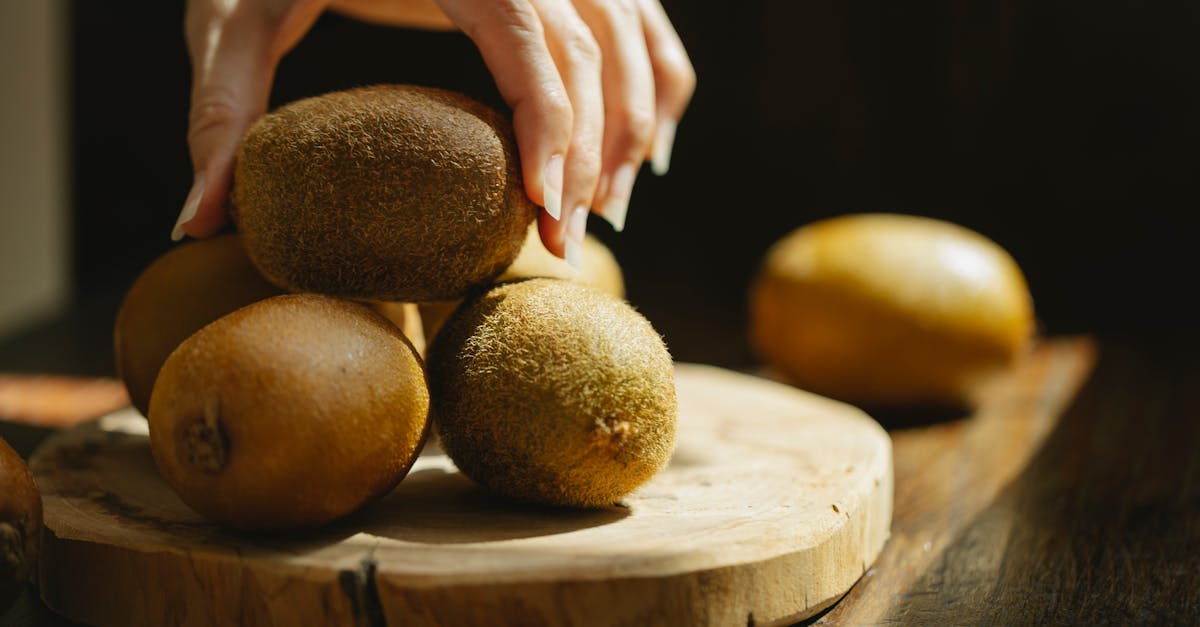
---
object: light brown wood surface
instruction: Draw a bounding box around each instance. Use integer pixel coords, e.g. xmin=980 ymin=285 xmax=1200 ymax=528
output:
xmin=29 ymin=364 xmax=893 ymax=627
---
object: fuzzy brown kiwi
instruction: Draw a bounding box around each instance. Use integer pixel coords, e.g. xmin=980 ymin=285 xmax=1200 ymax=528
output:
xmin=114 ymin=234 xmax=285 ymax=416
xmin=1 ymin=438 xmax=41 ymax=611
xmin=148 ymin=294 xmax=430 ymax=531
xmin=417 ymin=224 xmax=625 ymax=344
xmin=427 ymin=278 xmax=676 ymax=508
xmin=232 ymin=85 xmax=537 ymax=302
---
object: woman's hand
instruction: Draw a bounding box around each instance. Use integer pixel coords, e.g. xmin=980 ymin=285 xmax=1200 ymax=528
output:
xmin=175 ymin=0 xmax=695 ymax=268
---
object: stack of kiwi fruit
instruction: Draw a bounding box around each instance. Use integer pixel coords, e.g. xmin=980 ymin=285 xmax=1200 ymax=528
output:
xmin=114 ymin=85 xmax=1031 ymax=536
xmin=114 ymin=85 xmax=676 ymax=532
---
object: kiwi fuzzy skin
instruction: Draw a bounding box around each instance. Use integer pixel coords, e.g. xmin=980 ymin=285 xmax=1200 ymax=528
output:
xmin=147 ymin=294 xmax=430 ymax=532
xmin=428 ymin=279 xmax=677 ymax=508
xmin=232 ymin=84 xmax=536 ymax=302
xmin=114 ymin=234 xmax=284 ymax=416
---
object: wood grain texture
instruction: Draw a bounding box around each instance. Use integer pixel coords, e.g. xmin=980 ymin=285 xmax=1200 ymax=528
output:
xmin=29 ymin=364 xmax=893 ymax=627
xmin=813 ymin=337 xmax=1094 ymax=624
xmin=813 ymin=337 xmax=1200 ymax=625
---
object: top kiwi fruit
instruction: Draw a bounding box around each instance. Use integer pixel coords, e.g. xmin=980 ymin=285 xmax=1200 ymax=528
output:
xmin=114 ymin=234 xmax=284 ymax=416
xmin=148 ymin=294 xmax=430 ymax=531
xmin=1 ymin=438 xmax=42 ymax=611
xmin=750 ymin=213 xmax=1035 ymax=408
xmin=232 ymin=85 xmax=537 ymax=302
xmin=427 ymin=278 xmax=676 ymax=508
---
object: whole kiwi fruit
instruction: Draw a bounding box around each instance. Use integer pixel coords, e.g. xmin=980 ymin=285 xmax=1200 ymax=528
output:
xmin=1 ymin=438 xmax=41 ymax=611
xmin=115 ymin=234 xmax=284 ymax=416
xmin=148 ymin=294 xmax=429 ymax=531
xmin=750 ymin=213 xmax=1035 ymax=408
xmin=428 ymin=279 xmax=676 ymax=508
xmin=232 ymin=84 xmax=537 ymax=302
xmin=418 ymin=224 xmax=625 ymax=344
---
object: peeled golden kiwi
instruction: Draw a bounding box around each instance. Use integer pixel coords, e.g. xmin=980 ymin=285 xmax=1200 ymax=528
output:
xmin=750 ymin=213 xmax=1035 ymax=408
xmin=428 ymin=278 xmax=676 ymax=508
xmin=1 ymin=438 xmax=41 ymax=611
xmin=114 ymin=234 xmax=284 ymax=416
xmin=232 ymin=85 xmax=537 ymax=302
xmin=418 ymin=224 xmax=625 ymax=343
xmin=148 ymin=294 xmax=429 ymax=531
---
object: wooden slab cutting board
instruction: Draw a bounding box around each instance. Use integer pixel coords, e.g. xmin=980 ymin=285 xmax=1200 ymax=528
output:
xmin=29 ymin=363 xmax=893 ymax=627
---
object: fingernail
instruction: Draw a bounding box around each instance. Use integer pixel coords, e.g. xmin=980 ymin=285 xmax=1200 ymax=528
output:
xmin=564 ymin=243 xmax=583 ymax=273
xmin=569 ymin=205 xmax=589 ymax=241
xmin=564 ymin=206 xmax=588 ymax=272
xmin=171 ymin=174 xmax=205 ymax=242
xmin=651 ymin=119 xmax=677 ymax=176
xmin=600 ymin=163 xmax=636 ymax=232
xmin=567 ymin=205 xmax=589 ymax=242
xmin=543 ymin=154 xmax=564 ymax=221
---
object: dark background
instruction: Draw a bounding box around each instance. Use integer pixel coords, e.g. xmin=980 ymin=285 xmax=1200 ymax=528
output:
xmin=4 ymin=0 xmax=1198 ymax=374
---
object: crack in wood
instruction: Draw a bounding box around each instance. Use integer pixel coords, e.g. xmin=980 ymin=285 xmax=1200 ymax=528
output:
xmin=339 ymin=554 xmax=387 ymax=627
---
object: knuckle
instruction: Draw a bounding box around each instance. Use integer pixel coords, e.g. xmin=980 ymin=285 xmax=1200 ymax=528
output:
xmin=659 ymin=52 xmax=697 ymax=100
xmin=605 ymin=0 xmax=639 ymax=23
xmin=188 ymin=91 xmax=242 ymax=140
xmin=541 ymin=92 xmax=575 ymax=129
xmin=675 ymin=61 xmax=698 ymax=97
xmin=562 ymin=28 xmax=601 ymax=67
xmin=512 ymin=85 xmax=573 ymax=134
xmin=464 ymin=0 xmax=542 ymax=45
xmin=570 ymin=137 xmax=602 ymax=173
xmin=617 ymin=105 xmax=656 ymax=148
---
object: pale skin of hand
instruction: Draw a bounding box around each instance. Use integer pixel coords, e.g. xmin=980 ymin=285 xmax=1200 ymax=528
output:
xmin=174 ymin=0 xmax=695 ymax=266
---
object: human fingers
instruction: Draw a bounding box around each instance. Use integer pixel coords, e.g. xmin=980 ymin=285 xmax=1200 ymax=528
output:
xmin=637 ymin=0 xmax=695 ymax=176
xmin=572 ymin=0 xmax=656 ymax=233
xmin=526 ymin=0 xmax=604 ymax=266
xmin=175 ymin=0 xmax=326 ymax=241
xmin=433 ymin=0 xmax=574 ymax=235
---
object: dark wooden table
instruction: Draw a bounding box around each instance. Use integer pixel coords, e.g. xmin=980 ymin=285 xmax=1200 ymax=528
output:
xmin=815 ymin=338 xmax=1199 ymax=625
xmin=3 ymin=338 xmax=1198 ymax=626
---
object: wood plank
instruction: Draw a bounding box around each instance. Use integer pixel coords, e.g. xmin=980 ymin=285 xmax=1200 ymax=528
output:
xmin=814 ymin=337 xmax=1200 ymax=624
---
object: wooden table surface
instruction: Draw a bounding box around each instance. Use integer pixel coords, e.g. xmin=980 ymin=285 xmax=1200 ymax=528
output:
xmin=2 ymin=337 xmax=1198 ymax=626
xmin=815 ymin=338 xmax=1199 ymax=625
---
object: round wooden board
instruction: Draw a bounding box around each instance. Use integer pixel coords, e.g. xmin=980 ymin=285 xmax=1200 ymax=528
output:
xmin=30 ymin=364 xmax=892 ymax=627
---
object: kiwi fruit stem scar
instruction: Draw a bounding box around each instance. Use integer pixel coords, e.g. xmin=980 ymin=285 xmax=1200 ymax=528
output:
xmin=591 ymin=416 xmax=633 ymax=454
xmin=185 ymin=396 xmax=227 ymax=474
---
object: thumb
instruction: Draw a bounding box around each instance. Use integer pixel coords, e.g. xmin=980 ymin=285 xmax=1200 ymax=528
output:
xmin=174 ymin=4 xmax=293 ymax=240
